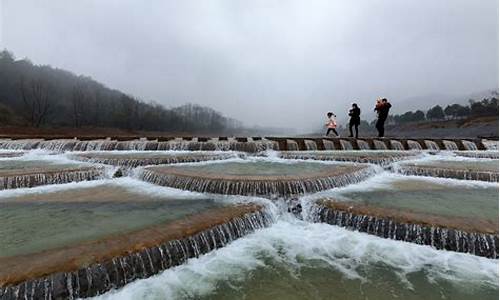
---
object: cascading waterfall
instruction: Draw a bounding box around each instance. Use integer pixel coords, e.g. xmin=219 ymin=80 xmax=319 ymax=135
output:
xmin=0 ymin=139 xmax=279 ymax=153
xmin=407 ymin=140 xmax=422 ymax=150
xmin=442 ymin=140 xmax=459 ymax=151
xmin=279 ymin=152 xmax=417 ymax=166
xmin=304 ymin=140 xmax=317 ymax=151
xmin=461 ymin=140 xmax=478 ymax=151
xmin=394 ymin=165 xmax=499 ymax=182
xmin=2 ymin=138 xmax=496 ymax=153
xmin=482 ymin=139 xmax=498 ymax=150
xmin=232 ymin=141 xmax=259 ymax=153
xmin=309 ymin=203 xmax=498 ymax=259
xmin=0 ymin=167 xmax=106 ymax=190
xmin=158 ymin=139 xmax=189 ymax=151
xmin=322 ymin=140 xmax=335 ymax=150
xmin=455 ymin=151 xmax=499 ymax=159
xmin=255 ymin=139 xmax=280 ymax=152
xmin=0 ymin=152 xmax=24 ymax=158
xmin=339 ymin=140 xmax=353 ymax=150
xmin=372 ymin=140 xmax=387 ymax=150
xmin=0 ymin=139 xmax=43 ymax=150
xmin=72 ymin=153 xmax=236 ymax=168
xmin=157 ymin=139 xmax=278 ymax=153
xmin=0 ymin=139 xmax=134 ymax=152
xmin=116 ymin=140 xmax=157 ymax=151
xmin=286 ymin=140 xmax=299 ymax=151
xmin=1 ymin=139 xmax=499 ymax=300
xmin=138 ymin=166 xmax=378 ymax=198
xmin=356 ymin=140 xmax=370 ymax=150
xmin=0 ymin=210 xmax=273 ymax=300
xmin=390 ymin=140 xmax=404 ymax=150
xmin=36 ymin=139 xmax=76 ymax=152
xmin=209 ymin=139 xmax=229 ymax=151
xmin=75 ymin=140 xmax=119 ymax=151
xmin=424 ymin=140 xmax=439 ymax=151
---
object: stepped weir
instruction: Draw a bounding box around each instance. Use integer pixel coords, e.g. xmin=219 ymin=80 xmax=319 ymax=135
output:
xmin=394 ymin=160 xmax=499 ymax=182
xmin=454 ymin=151 xmax=499 ymax=159
xmin=279 ymin=150 xmax=420 ymax=166
xmin=0 ymin=205 xmax=272 ymax=299
xmin=0 ymin=160 xmax=105 ymax=190
xmin=311 ymin=200 xmax=498 ymax=259
xmin=72 ymin=152 xmax=239 ymax=168
xmin=0 ymin=137 xmax=493 ymax=152
xmin=0 ymin=152 xmax=24 ymax=158
xmin=0 ymin=135 xmax=497 ymax=299
xmin=139 ymin=161 xmax=377 ymax=198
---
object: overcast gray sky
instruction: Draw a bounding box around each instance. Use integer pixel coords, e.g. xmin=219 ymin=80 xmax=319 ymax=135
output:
xmin=1 ymin=0 xmax=498 ymax=131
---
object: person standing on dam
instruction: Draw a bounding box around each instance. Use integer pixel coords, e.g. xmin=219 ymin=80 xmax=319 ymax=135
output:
xmin=325 ymin=112 xmax=339 ymax=136
xmin=348 ymin=103 xmax=361 ymax=138
xmin=374 ymin=98 xmax=392 ymax=137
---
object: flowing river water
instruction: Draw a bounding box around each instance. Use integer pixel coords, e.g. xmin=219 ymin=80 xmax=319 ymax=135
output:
xmin=0 ymin=148 xmax=497 ymax=299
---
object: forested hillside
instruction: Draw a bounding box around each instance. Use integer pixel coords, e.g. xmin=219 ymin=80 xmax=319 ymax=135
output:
xmin=0 ymin=50 xmax=241 ymax=133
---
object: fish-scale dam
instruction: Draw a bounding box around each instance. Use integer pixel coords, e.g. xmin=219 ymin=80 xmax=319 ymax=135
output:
xmin=0 ymin=136 xmax=498 ymax=300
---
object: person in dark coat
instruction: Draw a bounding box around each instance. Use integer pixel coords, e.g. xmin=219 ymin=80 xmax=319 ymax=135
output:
xmin=348 ymin=103 xmax=361 ymax=138
xmin=374 ymin=98 xmax=391 ymax=137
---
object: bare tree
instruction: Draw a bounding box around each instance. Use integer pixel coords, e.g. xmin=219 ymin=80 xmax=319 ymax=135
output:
xmin=19 ymin=76 xmax=52 ymax=127
xmin=71 ymin=84 xmax=87 ymax=128
xmin=93 ymin=89 xmax=101 ymax=126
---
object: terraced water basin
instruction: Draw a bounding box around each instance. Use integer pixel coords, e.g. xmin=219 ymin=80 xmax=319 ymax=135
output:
xmin=72 ymin=151 xmax=237 ymax=168
xmin=140 ymin=160 xmax=376 ymax=198
xmin=0 ymin=179 xmax=271 ymax=298
xmin=396 ymin=158 xmax=499 ymax=181
xmin=0 ymin=159 xmax=85 ymax=173
xmin=280 ymin=150 xmax=419 ymax=165
xmin=0 ymin=180 xmax=226 ymax=257
xmin=400 ymin=159 xmax=498 ymax=172
xmin=312 ymin=174 xmax=499 ymax=257
xmin=331 ymin=175 xmax=498 ymax=222
xmin=177 ymin=160 xmax=342 ymax=176
xmin=95 ymin=221 xmax=498 ymax=300
xmin=0 ymin=159 xmax=104 ymax=189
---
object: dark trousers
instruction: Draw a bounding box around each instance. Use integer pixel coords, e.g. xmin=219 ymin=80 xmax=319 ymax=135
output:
xmin=326 ymin=128 xmax=338 ymax=136
xmin=349 ymin=123 xmax=359 ymax=138
xmin=376 ymin=118 xmax=386 ymax=137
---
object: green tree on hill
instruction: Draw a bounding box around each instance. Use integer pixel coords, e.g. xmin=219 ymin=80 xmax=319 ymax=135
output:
xmin=469 ymin=95 xmax=499 ymax=117
xmin=426 ymin=105 xmax=445 ymax=120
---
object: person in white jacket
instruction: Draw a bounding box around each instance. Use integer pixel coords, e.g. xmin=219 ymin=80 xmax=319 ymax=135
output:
xmin=325 ymin=112 xmax=339 ymax=136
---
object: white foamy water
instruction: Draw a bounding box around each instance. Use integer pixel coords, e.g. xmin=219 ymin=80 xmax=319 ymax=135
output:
xmin=299 ymin=171 xmax=498 ymax=203
xmin=94 ymin=215 xmax=498 ymax=300
xmin=0 ymin=177 xmax=205 ymax=200
xmin=0 ymin=149 xmax=496 ymax=299
xmin=394 ymin=150 xmax=497 ymax=164
xmin=0 ymin=175 xmax=277 ymax=216
xmin=163 ymin=151 xmax=364 ymax=167
xmin=0 ymin=149 xmax=103 ymax=166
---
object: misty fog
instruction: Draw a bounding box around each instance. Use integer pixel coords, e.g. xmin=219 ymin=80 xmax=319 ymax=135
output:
xmin=1 ymin=0 xmax=498 ymax=132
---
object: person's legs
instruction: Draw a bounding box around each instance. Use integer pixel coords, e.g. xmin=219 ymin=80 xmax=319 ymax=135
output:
xmin=332 ymin=128 xmax=338 ymax=136
xmin=354 ymin=124 xmax=359 ymax=139
xmin=349 ymin=123 xmax=354 ymax=137
xmin=325 ymin=128 xmax=332 ymax=136
xmin=375 ymin=119 xmax=383 ymax=137
xmin=376 ymin=118 xmax=387 ymax=137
